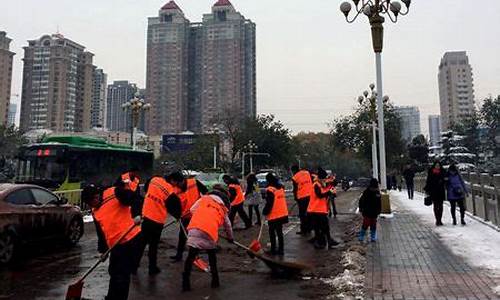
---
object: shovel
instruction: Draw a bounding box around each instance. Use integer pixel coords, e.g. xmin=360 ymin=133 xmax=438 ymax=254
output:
xmin=248 ymin=221 xmax=265 ymax=252
xmin=178 ymin=220 xmax=211 ymax=273
xmin=65 ymin=222 xmax=139 ymax=300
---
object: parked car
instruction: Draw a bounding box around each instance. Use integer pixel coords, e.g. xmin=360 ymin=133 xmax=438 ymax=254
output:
xmin=0 ymin=184 xmax=84 ymax=265
xmin=196 ymin=172 xmax=225 ymax=190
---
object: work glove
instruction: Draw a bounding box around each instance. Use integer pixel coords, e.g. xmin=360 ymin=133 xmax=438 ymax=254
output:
xmin=227 ymin=238 xmax=234 ymax=244
xmin=133 ymin=215 xmax=142 ymax=225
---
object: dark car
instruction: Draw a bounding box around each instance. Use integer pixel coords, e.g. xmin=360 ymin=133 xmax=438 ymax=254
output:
xmin=0 ymin=184 xmax=84 ymax=264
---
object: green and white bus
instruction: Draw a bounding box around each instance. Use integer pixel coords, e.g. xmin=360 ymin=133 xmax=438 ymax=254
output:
xmin=15 ymin=136 xmax=153 ymax=202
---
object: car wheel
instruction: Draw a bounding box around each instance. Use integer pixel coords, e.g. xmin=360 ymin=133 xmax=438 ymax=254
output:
xmin=66 ymin=217 xmax=83 ymax=246
xmin=0 ymin=232 xmax=15 ymax=265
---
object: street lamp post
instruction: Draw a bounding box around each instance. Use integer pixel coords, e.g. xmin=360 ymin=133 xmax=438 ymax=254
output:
xmin=122 ymin=93 xmax=151 ymax=150
xmin=211 ymin=124 xmax=220 ymax=169
xmin=340 ymin=0 xmax=411 ymax=190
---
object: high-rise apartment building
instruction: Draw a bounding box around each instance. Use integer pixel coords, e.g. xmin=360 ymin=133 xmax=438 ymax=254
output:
xmin=0 ymin=31 xmax=14 ymax=126
xmin=91 ymin=68 xmax=107 ymax=129
xmin=199 ymin=0 xmax=256 ymax=132
xmin=428 ymin=115 xmax=441 ymax=146
xmin=106 ymin=80 xmax=137 ymax=132
xmin=146 ymin=1 xmax=190 ymax=135
xmin=145 ymin=0 xmax=256 ymax=135
xmin=20 ymin=34 xmax=95 ymax=132
xmin=438 ymin=51 xmax=475 ymax=130
xmin=8 ymin=103 xmax=17 ymax=126
xmin=394 ymin=106 xmax=421 ymax=142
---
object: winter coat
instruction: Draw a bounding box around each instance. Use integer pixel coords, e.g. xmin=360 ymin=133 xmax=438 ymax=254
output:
xmin=424 ymin=169 xmax=446 ymax=201
xmin=358 ymin=188 xmax=382 ymax=218
xmin=245 ymin=184 xmax=262 ymax=206
xmin=446 ymin=172 xmax=468 ymax=200
xmin=403 ymin=168 xmax=415 ymax=184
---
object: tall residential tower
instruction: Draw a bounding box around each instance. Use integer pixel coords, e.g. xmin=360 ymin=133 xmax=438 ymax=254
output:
xmin=428 ymin=115 xmax=441 ymax=146
xmin=0 ymin=31 xmax=14 ymax=126
xmin=20 ymin=34 xmax=95 ymax=132
xmin=146 ymin=2 xmax=190 ymax=135
xmin=91 ymin=68 xmax=107 ymax=129
xmin=106 ymin=80 xmax=138 ymax=132
xmin=394 ymin=106 xmax=421 ymax=142
xmin=145 ymin=0 xmax=256 ymax=135
xmin=438 ymin=51 xmax=475 ymax=130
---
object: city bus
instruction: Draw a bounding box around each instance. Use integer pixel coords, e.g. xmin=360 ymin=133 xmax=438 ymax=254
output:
xmin=15 ymin=136 xmax=154 ymax=202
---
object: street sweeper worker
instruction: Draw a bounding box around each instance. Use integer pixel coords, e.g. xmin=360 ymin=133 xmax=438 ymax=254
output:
xmin=307 ymin=168 xmax=339 ymax=249
xmin=291 ymin=165 xmax=313 ymax=235
xmin=134 ymin=172 xmax=182 ymax=275
xmin=81 ymin=180 xmax=142 ymax=300
xmin=223 ymin=175 xmax=252 ymax=229
xmin=262 ymin=172 xmax=289 ymax=255
xmin=183 ymin=185 xmax=234 ymax=291
xmin=170 ymin=173 xmax=208 ymax=262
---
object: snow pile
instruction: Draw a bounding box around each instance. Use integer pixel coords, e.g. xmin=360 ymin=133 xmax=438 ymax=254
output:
xmin=83 ymin=215 xmax=94 ymax=223
xmin=322 ymin=247 xmax=365 ymax=300
xmin=391 ymin=190 xmax=500 ymax=281
xmin=494 ymin=285 xmax=500 ymax=296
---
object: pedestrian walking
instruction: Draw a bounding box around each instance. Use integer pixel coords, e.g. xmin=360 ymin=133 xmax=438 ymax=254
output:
xmin=403 ymin=164 xmax=416 ymax=199
xmin=291 ymin=165 xmax=313 ymax=235
xmin=307 ymin=168 xmax=339 ymax=249
xmin=182 ymin=185 xmax=234 ymax=292
xmin=424 ymin=161 xmax=446 ymax=226
xmin=358 ymin=178 xmax=382 ymax=242
xmin=325 ymin=173 xmax=338 ymax=218
xmin=224 ymin=175 xmax=252 ymax=229
xmin=81 ymin=180 xmax=143 ymax=300
xmin=446 ymin=164 xmax=468 ymax=225
xmin=262 ymin=172 xmax=289 ymax=255
xmin=134 ymin=172 xmax=182 ymax=275
xmin=245 ymin=173 xmax=262 ymax=225
xmin=171 ymin=173 xmax=208 ymax=262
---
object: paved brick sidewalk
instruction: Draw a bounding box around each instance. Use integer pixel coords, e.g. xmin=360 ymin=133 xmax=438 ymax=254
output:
xmin=365 ymin=213 xmax=499 ymax=300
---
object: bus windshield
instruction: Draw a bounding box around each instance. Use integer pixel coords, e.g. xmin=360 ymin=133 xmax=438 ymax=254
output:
xmin=17 ymin=156 xmax=67 ymax=186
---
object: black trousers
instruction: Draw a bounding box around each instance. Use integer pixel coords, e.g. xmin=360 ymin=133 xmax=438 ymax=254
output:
xmin=310 ymin=213 xmax=332 ymax=246
xmin=229 ymin=203 xmax=251 ymax=228
xmin=433 ymin=199 xmax=444 ymax=224
xmin=175 ymin=217 xmax=191 ymax=257
xmin=136 ymin=217 xmax=163 ymax=271
xmin=297 ymin=197 xmax=311 ymax=233
xmin=106 ymin=234 xmax=142 ymax=300
xmin=268 ymin=220 xmax=284 ymax=253
xmin=248 ymin=205 xmax=261 ymax=225
xmin=449 ymin=198 xmax=466 ymax=221
xmin=406 ymin=181 xmax=414 ymax=199
xmin=183 ymin=247 xmax=218 ymax=286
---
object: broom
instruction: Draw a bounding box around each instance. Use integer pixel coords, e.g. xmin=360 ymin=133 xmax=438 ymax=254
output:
xmin=248 ymin=221 xmax=265 ymax=252
xmin=65 ymin=222 xmax=139 ymax=300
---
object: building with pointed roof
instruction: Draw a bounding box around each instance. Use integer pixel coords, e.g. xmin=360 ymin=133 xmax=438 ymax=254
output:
xmin=145 ymin=1 xmax=256 ymax=135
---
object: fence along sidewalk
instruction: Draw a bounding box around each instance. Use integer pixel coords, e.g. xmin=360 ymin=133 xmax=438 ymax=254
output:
xmin=414 ymin=172 xmax=500 ymax=227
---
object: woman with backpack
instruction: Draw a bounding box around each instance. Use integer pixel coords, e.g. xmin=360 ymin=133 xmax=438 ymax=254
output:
xmin=446 ymin=164 xmax=468 ymax=225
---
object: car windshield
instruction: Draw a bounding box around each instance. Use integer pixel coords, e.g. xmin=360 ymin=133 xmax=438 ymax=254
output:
xmin=196 ymin=173 xmax=220 ymax=181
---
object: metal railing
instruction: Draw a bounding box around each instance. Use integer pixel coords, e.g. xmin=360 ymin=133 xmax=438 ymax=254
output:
xmin=414 ymin=173 xmax=500 ymax=227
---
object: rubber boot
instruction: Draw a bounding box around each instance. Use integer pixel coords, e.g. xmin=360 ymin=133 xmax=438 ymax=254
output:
xmin=358 ymin=228 xmax=366 ymax=242
xmin=370 ymin=229 xmax=377 ymax=242
xmin=182 ymin=272 xmax=191 ymax=292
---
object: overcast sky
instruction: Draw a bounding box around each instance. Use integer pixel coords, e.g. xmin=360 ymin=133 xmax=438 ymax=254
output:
xmin=3 ymin=0 xmax=500 ymax=135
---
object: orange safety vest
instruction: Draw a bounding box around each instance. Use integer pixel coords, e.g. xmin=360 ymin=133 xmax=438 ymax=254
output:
xmin=307 ymin=182 xmax=330 ymax=214
xmin=187 ymin=195 xmax=228 ymax=242
xmin=122 ymin=172 xmax=140 ymax=192
xmin=266 ymin=186 xmax=289 ymax=221
xmin=179 ymin=178 xmax=201 ymax=218
xmin=229 ymin=183 xmax=244 ymax=206
xmin=292 ymin=170 xmax=313 ymax=199
xmin=143 ymin=176 xmax=175 ymax=224
xmin=92 ymin=187 xmax=141 ymax=247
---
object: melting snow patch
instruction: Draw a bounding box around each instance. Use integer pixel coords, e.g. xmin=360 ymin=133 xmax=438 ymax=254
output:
xmin=494 ymin=285 xmax=500 ymax=296
xmin=322 ymin=249 xmax=365 ymax=299
xmin=83 ymin=215 xmax=94 ymax=223
xmin=379 ymin=213 xmax=394 ymax=219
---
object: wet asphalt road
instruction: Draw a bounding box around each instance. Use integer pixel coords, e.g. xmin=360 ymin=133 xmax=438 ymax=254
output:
xmin=0 ymin=189 xmax=361 ymax=300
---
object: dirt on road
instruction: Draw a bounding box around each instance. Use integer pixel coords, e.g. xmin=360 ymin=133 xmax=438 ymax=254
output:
xmin=0 ymin=189 xmax=366 ymax=300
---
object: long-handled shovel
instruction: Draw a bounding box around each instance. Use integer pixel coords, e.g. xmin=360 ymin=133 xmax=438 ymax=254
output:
xmin=248 ymin=221 xmax=265 ymax=252
xmin=65 ymin=222 xmax=139 ymax=300
xmin=178 ymin=221 xmax=210 ymax=273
